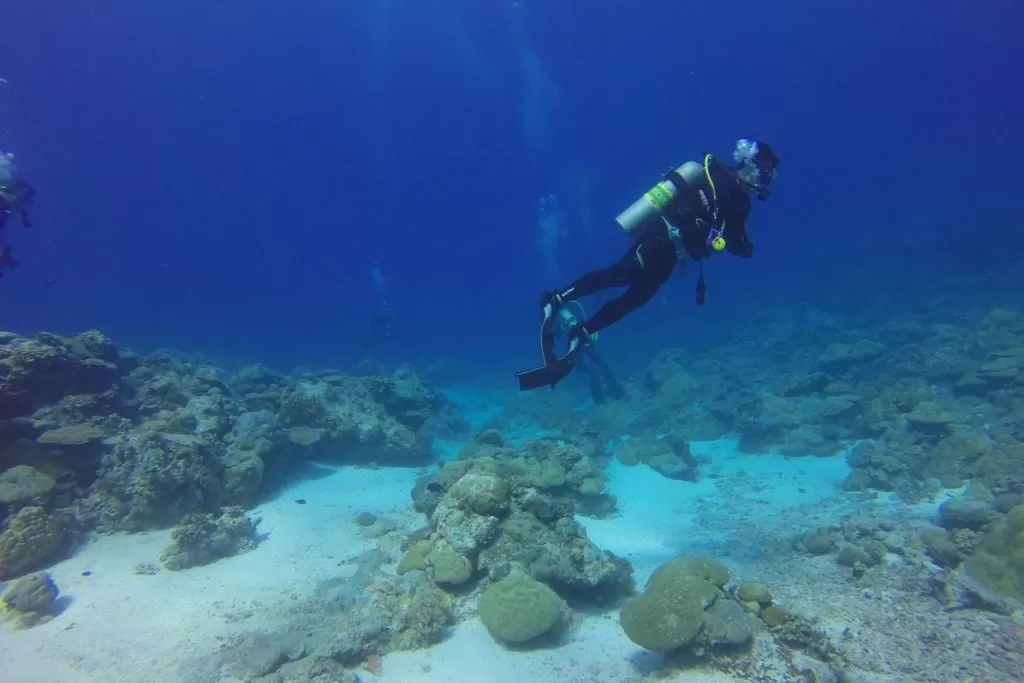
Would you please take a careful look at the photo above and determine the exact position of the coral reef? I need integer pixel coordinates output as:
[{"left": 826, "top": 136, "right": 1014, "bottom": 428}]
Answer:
[
  {"left": 0, "top": 570, "right": 59, "bottom": 627},
  {"left": 613, "top": 433, "right": 703, "bottom": 481},
  {"left": 0, "top": 506, "right": 67, "bottom": 580},
  {"left": 6, "top": 299, "right": 1024, "bottom": 679},
  {"left": 0, "top": 328, "right": 459, "bottom": 577},
  {"left": 194, "top": 552, "right": 452, "bottom": 681},
  {"left": 405, "top": 455, "right": 633, "bottom": 606},
  {"left": 549, "top": 306, "right": 1024, "bottom": 505},
  {"left": 619, "top": 555, "right": 754, "bottom": 653},
  {"left": 618, "top": 554, "right": 848, "bottom": 681},
  {"left": 963, "top": 504, "right": 1024, "bottom": 603},
  {"left": 159, "top": 506, "right": 262, "bottom": 570},
  {"left": 0, "top": 330, "right": 127, "bottom": 418},
  {"left": 478, "top": 570, "right": 566, "bottom": 643},
  {"left": 438, "top": 429, "right": 617, "bottom": 517}
]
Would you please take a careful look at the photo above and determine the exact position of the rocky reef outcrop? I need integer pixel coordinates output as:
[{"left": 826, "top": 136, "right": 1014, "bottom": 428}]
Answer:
[
  {"left": 402, "top": 449, "right": 634, "bottom": 609},
  {"left": 0, "top": 330, "right": 461, "bottom": 578}
]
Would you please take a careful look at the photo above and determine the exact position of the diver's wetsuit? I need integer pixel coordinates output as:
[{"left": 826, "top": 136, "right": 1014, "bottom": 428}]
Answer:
[{"left": 555, "top": 158, "right": 755, "bottom": 334}]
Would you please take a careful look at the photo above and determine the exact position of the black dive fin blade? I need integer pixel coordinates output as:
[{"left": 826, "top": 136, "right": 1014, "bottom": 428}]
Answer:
[{"left": 515, "top": 362, "right": 573, "bottom": 391}]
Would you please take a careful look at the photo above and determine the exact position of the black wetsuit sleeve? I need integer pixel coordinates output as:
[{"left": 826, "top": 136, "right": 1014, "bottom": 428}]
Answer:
[
  {"left": 724, "top": 194, "right": 754, "bottom": 257},
  {"left": 726, "top": 228, "right": 754, "bottom": 257}
]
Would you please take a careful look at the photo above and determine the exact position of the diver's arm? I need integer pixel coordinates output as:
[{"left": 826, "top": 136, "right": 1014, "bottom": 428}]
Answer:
[
  {"left": 725, "top": 220, "right": 754, "bottom": 257},
  {"left": 724, "top": 199, "right": 754, "bottom": 257}
]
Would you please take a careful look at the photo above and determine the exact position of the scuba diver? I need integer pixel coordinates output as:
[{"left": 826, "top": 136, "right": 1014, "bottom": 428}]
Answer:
[
  {"left": 516, "top": 139, "right": 780, "bottom": 391},
  {"left": 555, "top": 303, "right": 627, "bottom": 404},
  {"left": 370, "top": 305, "right": 396, "bottom": 347},
  {"left": 0, "top": 151, "right": 36, "bottom": 280},
  {"left": 366, "top": 259, "right": 396, "bottom": 350}
]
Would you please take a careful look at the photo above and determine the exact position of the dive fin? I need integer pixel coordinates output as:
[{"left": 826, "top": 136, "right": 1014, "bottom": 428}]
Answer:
[
  {"left": 515, "top": 294, "right": 584, "bottom": 392},
  {"left": 515, "top": 361, "right": 574, "bottom": 391}
]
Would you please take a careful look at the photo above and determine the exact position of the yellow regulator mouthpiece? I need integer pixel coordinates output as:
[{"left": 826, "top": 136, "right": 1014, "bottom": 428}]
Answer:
[{"left": 711, "top": 236, "right": 726, "bottom": 251}]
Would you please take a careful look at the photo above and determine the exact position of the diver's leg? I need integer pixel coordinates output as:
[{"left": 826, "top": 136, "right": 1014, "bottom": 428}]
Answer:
[
  {"left": 546, "top": 244, "right": 643, "bottom": 307},
  {"left": 583, "top": 281, "right": 660, "bottom": 333},
  {"left": 579, "top": 237, "right": 677, "bottom": 333}
]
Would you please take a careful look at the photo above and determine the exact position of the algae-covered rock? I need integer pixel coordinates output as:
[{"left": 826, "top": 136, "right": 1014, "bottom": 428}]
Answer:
[
  {"left": 619, "top": 554, "right": 741, "bottom": 653},
  {"left": 446, "top": 471, "right": 510, "bottom": 516},
  {"left": 426, "top": 541, "right": 474, "bottom": 586},
  {"left": 398, "top": 539, "right": 432, "bottom": 575},
  {"left": 736, "top": 582, "right": 773, "bottom": 605},
  {"left": 288, "top": 425, "right": 321, "bottom": 447},
  {"left": 478, "top": 572, "right": 565, "bottom": 644},
  {"left": 761, "top": 604, "right": 795, "bottom": 627},
  {"left": 794, "top": 527, "right": 837, "bottom": 555},
  {"left": 36, "top": 423, "right": 105, "bottom": 445},
  {"left": 835, "top": 542, "right": 879, "bottom": 568},
  {"left": 159, "top": 507, "right": 262, "bottom": 570},
  {"left": 647, "top": 555, "right": 730, "bottom": 593},
  {"left": 1, "top": 571, "right": 58, "bottom": 615},
  {"left": 476, "top": 512, "right": 632, "bottom": 601},
  {"left": 938, "top": 494, "right": 999, "bottom": 531},
  {"left": 701, "top": 598, "right": 756, "bottom": 646},
  {"left": 0, "top": 506, "right": 66, "bottom": 580},
  {"left": 964, "top": 504, "right": 1024, "bottom": 603},
  {"left": 328, "top": 570, "right": 453, "bottom": 663},
  {"left": 646, "top": 452, "right": 698, "bottom": 481},
  {"left": 918, "top": 527, "right": 962, "bottom": 567},
  {"left": 818, "top": 340, "right": 886, "bottom": 374},
  {"left": 904, "top": 402, "right": 957, "bottom": 437},
  {"left": 0, "top": 466, "right": 56, "bottom": 505}
]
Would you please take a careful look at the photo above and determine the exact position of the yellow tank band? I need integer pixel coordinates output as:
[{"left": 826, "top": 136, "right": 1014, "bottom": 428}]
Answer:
[{"left": 644, "top": 181, "right": 676, "bottom": 211}]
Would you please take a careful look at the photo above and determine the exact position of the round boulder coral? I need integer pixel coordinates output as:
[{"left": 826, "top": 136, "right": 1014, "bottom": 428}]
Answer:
[
  {"left": 478, "top": 572, "right": 564, "bottom": 644},
  {"left": 1, "top": 571, "right": 58, "bottom": 614},
  {"left": 0, "top": 506, "right": 66, "bottom": 580},
  {"left": 620, "top": 589, "right": 705, "bottom": 652},
  {"left": 427, "top": 541, "right": 474, "bottom": 586},
  {"left": 647, "top": 555, "right": 730, "bottom": 594}
]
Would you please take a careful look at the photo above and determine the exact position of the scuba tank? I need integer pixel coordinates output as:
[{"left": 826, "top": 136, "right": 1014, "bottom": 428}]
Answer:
[{"left": 614, "top": 162, "right": 698, "bottom": 237}]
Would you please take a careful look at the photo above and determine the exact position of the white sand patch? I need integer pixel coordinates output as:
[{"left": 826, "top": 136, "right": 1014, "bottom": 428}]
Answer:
[
  {"left": 378, "top": 617, "right": 736, "bottom": 683},
  {"left": 582, "top": 440, "right": 854, "bottom": 585},
  {"left": 0, "top": 465, "right": 421, "bottom": 683}
]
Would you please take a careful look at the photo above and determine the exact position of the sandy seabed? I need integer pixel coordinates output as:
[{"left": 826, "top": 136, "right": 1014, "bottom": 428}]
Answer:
[{"left": 1, "top": 440, "right": 939, "bottom": 683}]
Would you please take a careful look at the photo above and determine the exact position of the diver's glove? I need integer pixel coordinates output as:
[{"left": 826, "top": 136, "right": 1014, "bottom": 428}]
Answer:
[{"left": 727, "top": 236, "right": 753, "bottom": 258}]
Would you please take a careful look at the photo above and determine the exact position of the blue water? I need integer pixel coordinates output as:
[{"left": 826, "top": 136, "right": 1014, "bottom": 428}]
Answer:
[
  {"left": 5, "top": 5, "right": 1024, "bottom": 678},
  {"left": 2, "top": 0, "right": 1020, "bottom": 378}
]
